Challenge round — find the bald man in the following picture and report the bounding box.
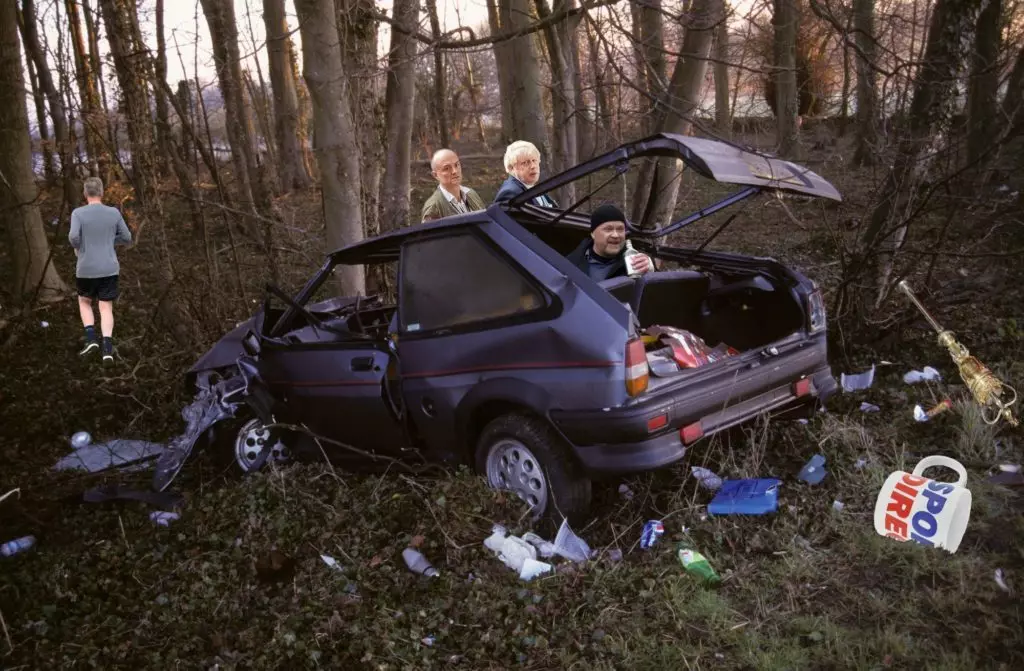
[421,148,486,221]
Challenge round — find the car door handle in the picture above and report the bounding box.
[351,356,376,372]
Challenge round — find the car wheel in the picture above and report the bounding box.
[475,413,592,524]
[216,416,292,474]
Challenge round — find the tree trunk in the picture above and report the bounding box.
[838,11,851,136]
[200,0,262,222]
[859,0,983,307]
[570,16,593,159]
[498,0,550,159]
[176,80,195,166]
[24,48,54,182]
[852,0,879,165]
[638,0,667,135]
[153,0,173,177]
[1003,47,1024,130]
[0,0,67,303]
[487,0,515,143]
[714,0,731,138]
[98,0,156,208]
[18,0,74,205]
[773,0,801,159]
[966,0,1001,167]
[381,0,420,235]
[630,0,716,229]
[83,0,116,182]
[65,0,103,175]
[536,0,577,202]
[338,0,382,239]
[263,0,311,191]
[295,0,365,295]
[585,18,613,153]
[424,0,450,147]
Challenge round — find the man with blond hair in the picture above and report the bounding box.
[69,176,132,363]
[493,140,558,208]
[421,148,486,221]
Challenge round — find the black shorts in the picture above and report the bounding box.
[76,275,120,301]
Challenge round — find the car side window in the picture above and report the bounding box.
[401,232,545,333]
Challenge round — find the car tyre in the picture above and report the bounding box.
[476,413,592,525]
[210,414,293,476]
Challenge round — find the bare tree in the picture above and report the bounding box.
[65,0,103,175]
[98,0,156,207]
[23,39,54,183]
[18,0,75,205]
[83,0,117,181]
[966,0,1002,168]
[636,0,667,135]
[860,0,984,306]
[630,0,717,229]
[773,0,801,159]
[714,0,731,138]
[497,0,550,156]
[200,0,263,218]
[153,0,173,176]
[381,0,421,234]
[295,0,366,294]
[263,0,311,191]
[424,0,451,147]
[536,0,578,201]
[0,0,67,303]
[851,0,879,164]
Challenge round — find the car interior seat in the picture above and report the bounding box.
[598,275,637,307]
[632,270,711,330]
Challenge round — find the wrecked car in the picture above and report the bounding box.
[156,133,842,522]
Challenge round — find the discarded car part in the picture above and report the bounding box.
[231,418,290,473]
[83,485,183,509]
[152,371,242,492]
[55,439,165,473]
[707,479,782,515]
[476,415,591,523]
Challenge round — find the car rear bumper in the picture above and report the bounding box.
[551,340,837,474]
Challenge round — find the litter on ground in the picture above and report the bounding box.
[149,511,180,527]
[904,366,942,384]
[798,455,828,485]
[860,401,880,413]
[691,466,724,491]
[708,479,781,515]
[841,365,875,392]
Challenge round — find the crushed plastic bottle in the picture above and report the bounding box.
[691,466,724,492]
[1,535,36,557]
[676,540,721,586]
[402,548,439,578]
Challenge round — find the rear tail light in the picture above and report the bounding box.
[625,337,649,397]
[807,288,826,333]
[793,377,812,397]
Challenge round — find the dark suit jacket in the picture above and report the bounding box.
[493,175,558,208]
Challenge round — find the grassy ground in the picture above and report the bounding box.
[1,136,1023,669]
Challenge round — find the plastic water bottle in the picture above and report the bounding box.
[676,541,721,586]
[623,240,643,278]
[1,536,36,557]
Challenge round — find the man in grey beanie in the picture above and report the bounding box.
[69,177,132,362]
[565,203,652,281]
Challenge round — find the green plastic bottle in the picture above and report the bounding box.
[676,541,721,586]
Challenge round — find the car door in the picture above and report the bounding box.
[256,333,408,461]
[393,228,553,458]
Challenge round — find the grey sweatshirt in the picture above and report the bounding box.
[68,203,132,278]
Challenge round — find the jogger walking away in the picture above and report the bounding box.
[69,177,132,363]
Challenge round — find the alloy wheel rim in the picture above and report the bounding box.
[234,418,290,472]
[485,438,548,516]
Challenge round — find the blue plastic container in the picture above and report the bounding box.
[707,479,782,515]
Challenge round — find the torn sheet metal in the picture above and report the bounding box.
[54,439,165,473]
[152,370,245,492]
